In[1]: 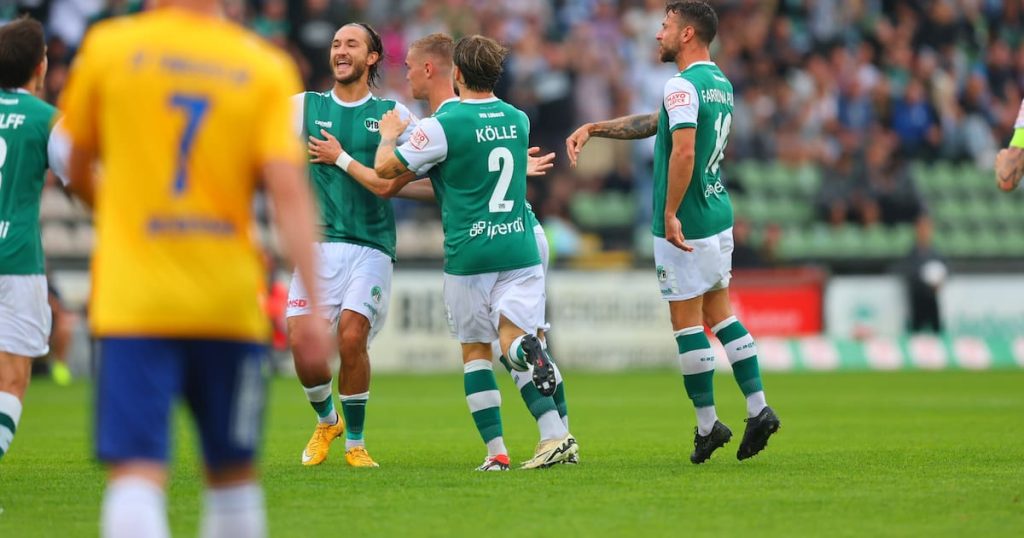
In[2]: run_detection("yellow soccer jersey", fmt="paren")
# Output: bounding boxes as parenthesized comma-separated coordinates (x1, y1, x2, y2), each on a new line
(60, 8, 304, 340)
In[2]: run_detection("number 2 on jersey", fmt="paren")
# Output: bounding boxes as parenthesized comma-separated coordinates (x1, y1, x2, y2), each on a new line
(169, 94, 210, 195)
(488, 147, 514, 213)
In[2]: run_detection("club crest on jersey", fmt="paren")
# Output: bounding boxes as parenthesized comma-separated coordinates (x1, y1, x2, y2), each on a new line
(665, 91, 691, 111)
(315, 120, 333, 129)
(370, 285, 383, 305)
(656, 265, 668, 283)
(365, 118, 380, 132)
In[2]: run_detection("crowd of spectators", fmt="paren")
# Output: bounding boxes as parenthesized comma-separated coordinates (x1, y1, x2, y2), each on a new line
(5, 0, 1021, 262)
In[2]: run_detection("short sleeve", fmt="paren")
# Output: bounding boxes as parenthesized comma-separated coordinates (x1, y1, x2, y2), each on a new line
(256, 54, 305, 166)
(664, 76, 699, 131)
(59, 31, 103, 150)
(291, 93, 306, 138)
(393, 101, 419, 145)
(394, 117, 448, 175)
(47, 119, 72, 186)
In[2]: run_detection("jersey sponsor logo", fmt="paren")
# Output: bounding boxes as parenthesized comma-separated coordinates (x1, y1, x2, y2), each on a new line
(315, 119, 333, 129)
(410, 127, 429, 150)
(703, 179, 726, 198)
(0, 114, 26, 130)
(288, 299, 308, 308)
(469, 217, 525, 239)
(665, 91, 691, 111)
(364, 118, 380, 132)
(147, 216, 235, 235)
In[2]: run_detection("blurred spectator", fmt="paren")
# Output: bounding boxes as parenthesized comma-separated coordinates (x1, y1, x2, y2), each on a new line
(11, 0, 1024, 263)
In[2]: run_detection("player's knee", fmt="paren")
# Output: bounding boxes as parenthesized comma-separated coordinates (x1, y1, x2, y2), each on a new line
(0, 356, 32, 396)
(338, 327, 369, 360)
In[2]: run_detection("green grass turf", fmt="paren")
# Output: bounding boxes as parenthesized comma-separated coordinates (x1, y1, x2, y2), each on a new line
(1, 370, 1023, 537)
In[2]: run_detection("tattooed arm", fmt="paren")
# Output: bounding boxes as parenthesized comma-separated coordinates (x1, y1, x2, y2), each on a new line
(565, 113, 658, 167)
(373, 109, 411, 179)
(996, 147, 1024, 192)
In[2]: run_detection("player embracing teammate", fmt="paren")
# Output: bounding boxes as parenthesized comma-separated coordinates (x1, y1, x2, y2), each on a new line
(374, 35, 578, 470)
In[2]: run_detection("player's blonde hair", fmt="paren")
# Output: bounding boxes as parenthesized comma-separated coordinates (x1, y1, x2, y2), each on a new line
(410, 33, 454, 66)
(452, 35, 508, 93)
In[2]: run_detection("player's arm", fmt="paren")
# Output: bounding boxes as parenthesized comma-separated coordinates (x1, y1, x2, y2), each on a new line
(390, 146, 551, 202)
(996, 125, 1024, 192)
(306, 127, 417, 197)
(374, 109, 412, 179)
(565, 113, 658, 167)
(375, 111, 449, 181)
(665, 128, 696, 252)
(59, 34, 102, 209)
(661, 76, 700, 252)
(395, 179, 437, 202)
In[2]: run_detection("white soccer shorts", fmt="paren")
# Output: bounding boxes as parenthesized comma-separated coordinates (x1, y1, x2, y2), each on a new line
(444, 264, 545, 344)
(0, 275, 52, 357)
(653, 227, 734, 301)
(286, 242, 392, 342)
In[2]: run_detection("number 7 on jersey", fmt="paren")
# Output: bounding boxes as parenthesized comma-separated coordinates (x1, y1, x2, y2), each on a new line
(168, 94, 210, 196)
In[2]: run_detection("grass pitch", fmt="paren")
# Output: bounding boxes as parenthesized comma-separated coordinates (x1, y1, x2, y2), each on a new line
(1, 369, 1022, 537)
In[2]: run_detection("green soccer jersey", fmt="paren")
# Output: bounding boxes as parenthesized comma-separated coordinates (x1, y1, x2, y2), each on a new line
(297, 91, 414, 259)
(431, 97, 541, 231)
(0, 89, 57, 275)
(651, 61, 734, 240)
(396, 98, 540, 275)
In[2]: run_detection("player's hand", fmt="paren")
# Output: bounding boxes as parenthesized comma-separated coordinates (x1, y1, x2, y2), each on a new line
(291, 315, 333, 369)
(665, 214, 693, 252)
(995, 148, 1024, 192)
(379, 109, 409, 140)
(565, 124, 593, 168)
(308, 129, 343, 164)
(526, 146, 556, 177)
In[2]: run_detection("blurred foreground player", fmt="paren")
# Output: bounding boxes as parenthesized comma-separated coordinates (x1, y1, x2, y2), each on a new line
(60, 0, 330, 536)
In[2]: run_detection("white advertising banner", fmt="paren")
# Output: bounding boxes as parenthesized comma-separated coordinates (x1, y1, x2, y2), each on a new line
(940, 274, 1024, 338)
(824, 276, 908, 338)
(369, 270, 680, 371)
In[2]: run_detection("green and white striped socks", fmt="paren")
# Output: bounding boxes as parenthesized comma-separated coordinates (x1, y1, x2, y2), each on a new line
(675, 326, 718, 435)
(0, 391, 23, 461)
(500, 355, 567, 441)
(302, 381, 338, 425)
(464, 359, 506, 456)
(340, 392, 369, 450)
(712, 316, 768, 417)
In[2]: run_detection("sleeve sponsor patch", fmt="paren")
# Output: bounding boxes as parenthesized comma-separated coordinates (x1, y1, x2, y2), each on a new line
(665, 91, 691, 111)
(410, 127, 429, 150)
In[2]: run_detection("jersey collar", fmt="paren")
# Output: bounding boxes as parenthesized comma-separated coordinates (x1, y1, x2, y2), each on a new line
(460, 97, 500, 104)
(330, 90, 373, 108)
(683, 61, 717, 72)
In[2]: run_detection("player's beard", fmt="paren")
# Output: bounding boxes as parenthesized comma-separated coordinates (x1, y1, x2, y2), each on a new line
(660, 44, 679, 64)
(335, 61, 367, 86)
